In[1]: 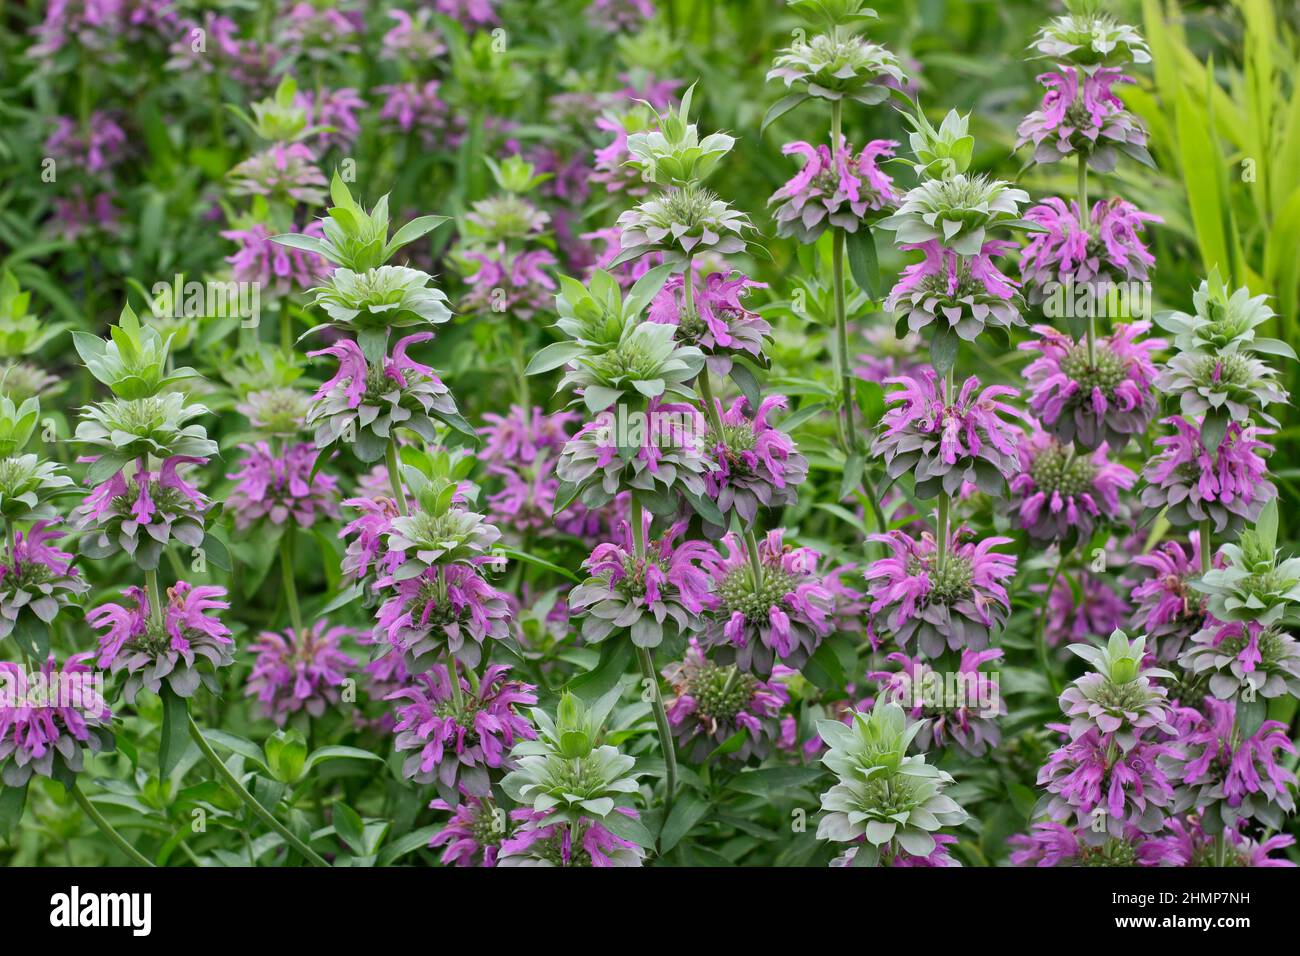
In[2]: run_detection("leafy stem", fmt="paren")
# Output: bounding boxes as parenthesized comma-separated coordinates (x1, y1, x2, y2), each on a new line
(71, 782, 155, 867)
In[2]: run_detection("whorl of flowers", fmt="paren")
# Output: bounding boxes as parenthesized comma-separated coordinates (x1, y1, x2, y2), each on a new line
(1042, 571, 1130, 649)
(1020, 321, 1162, 451)
(339, 494, 402, 597)
(376, 562, 512, 673)
(458, 245, 558, 321)
(222, 221, 334, 296)
(662, 638, 791, 763)
(646, 271, 771, 376)
(89, 582, 234, 702)
(884, 239, 1024, 341)
(1127, 532, 1215, 662)
(1160, 699, 1297, 830)
(305, 333, 462, 462)
(237, 387, 312, 436)
(72, 456, 210, 571)
(1009, 427, 1134, 546)
(1158, 349, 1287, 430)
(0, 521, 89, 641)
(865, 526, 1016, 658)
(245, 621, 359, 724)
(1060, 630, 1175, 750)
(389, 663, 537, 803)
(480, 405, 577, 466)
(556, 399, 709, 510)
(879, 174, 1030, 257)
(767, 31, 905, 105)
(568, 517, 717, 648)
(1138, 417, 1274, 533)
(1019, 197, 1161, 297)
(1016, 67, 1149, 172)
(702, 529, 835, 676)
(501, 692, 641, 824)
(226, 441, 340, 530)
(428, 793, 507, 867)
(1145, 813, 1297, 868)
(1037, 727, 1175, 839)
(702, 394, 807, 525)
(1181, 618, 1300, 701)
(309, 265, 452, 334)
(1191, 505, 1300, 628)
(228, 142, 328, 206)
(873, 369, 1023, 499)
(497, 808, 646, 867)
(1028, 13, 1151, 69)
(769, 138, 898, 242)
(816, 700, 969, 863)
(1009, 821, 1177, 867)
(0, 653, 112, 787)
(616, 186, 751, 260)
(868, 648, 1005, 757)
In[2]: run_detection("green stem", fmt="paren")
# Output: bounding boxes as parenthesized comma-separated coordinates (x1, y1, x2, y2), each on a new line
(145, 569, 164, 629)
(630, 494, 646, 558)
(637, 645, 678, 818)
(696, 367, 726, 438)
(385, 438, 409, 516)
(71, 783, 155, 867)
(1199, 517, 1213, 576)
(279, 530, 304, 636)
(1036, 550, 1068, 696)
(829, 99, 858, 452)
(1078, 153, 1096, 365)
(935, 495, 950, 567)
(187, 715, 330, 867)
(743, 528, 765, 590)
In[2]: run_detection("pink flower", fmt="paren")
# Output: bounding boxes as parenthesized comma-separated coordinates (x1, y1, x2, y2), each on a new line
(1009, 427, 1135, 544)
(246, 621, 359, 724)
(770, 138, 898, 241)
(227, 441, 340, 530)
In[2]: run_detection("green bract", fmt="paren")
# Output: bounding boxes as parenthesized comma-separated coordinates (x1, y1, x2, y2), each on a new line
(1192, 501, 1300, 628)
(309, 266, 452, 331)
(0, 394, 40, 458)
(273, 172, 451, 273)
(625, 84, 736, 188)
(902, 109, 974, 179)
(1155, 272, 1297, 361)
(75, 393, 217, 481)
(0, 454, 76, 521)
(767, 31, 904, 105)
(72, 306, 200, 401)
(615, 186, 752, 261)
(244, 76, 315, 143)
(1068, 629, 1160, 686)
(386, 466, 500, 578)
(1029, 13, 1151, 70)
(501, 691, 641, 825)
(785, 0, 878, 29)
(0, 271, 65, 359)
(816, 700, 968, 862)
(879, 174, 1032, 255)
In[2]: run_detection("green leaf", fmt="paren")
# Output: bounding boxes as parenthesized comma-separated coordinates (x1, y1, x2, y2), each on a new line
(600, 809, 658, 849)
(929, 326, 959, 377)
(303, 746, 386, 773)
(333, 804, 366, 853)
(158, 686, 191, 778)
(495, 547, 580, 583)
(659, 791, 710, 853)
(727, 766, 826, 797)
(201, 729, 269, 772)
(838, 451, 864, 503)
(761, 93, 811, 135)
(377, 824, 442, 866)
(845, 227, 880, 300)
(566, 639, 632, 701)
(1235, 692, 1268, 740)
(0, 783, 28, 842)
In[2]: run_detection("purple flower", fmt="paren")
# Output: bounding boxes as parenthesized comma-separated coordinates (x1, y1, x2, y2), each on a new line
(221, 220, 333, 295)
(701, 394, 807, 525)
(869, 648, 1005, 757)
(497, 808, 645, 867)
(884, 240, 1023, 340)
(592, 114, 649, 197)
(569, 518, 718, 647)
(1020, 197, 1161, 298)
(72, 456, 210, 569)
(1127, 532, 1214, 662)
(245, 621, 359, 725)
(662, 639, 791, 762)
(45, 112, 127, 175)
(1042, 571, 1130, 648)
(428, 793, 507, 866)
(1039, 726, 1175, 838)
(702, 529, 836, 676)
(1017, 67, 1148, 171)
(226, 441, 340, 530)
(458, 244, 557, 320)
(277, 3, 362, 59)
(832, 833, 962, 868)
(1180, 617, 1300, 701)
(1020, 321, 1163, 451)
(381, 9, 446, 61)
(1009, 427, 1134, 545)
(1146, 813, 1297, 868)
(587, 0, 656, 33)
(89, 581, 234, 702)
(1139, 417, 1275, 533)
(389, 663, 536, 800)
(647, 271, 771, 375)
(49, 190, 120, 240)
(297, 87, 366, 150)
(374, 81, 453, 145)
(581, 227, 664, 287)
(0, 653, 111, 786)
(1160, 699, 1297, 830)
(0, 521, 89, 639)
(340, 495, 402, 595)
(873, 369, 1023, 499)
(865, 526, 1016, 658)
(434, 0, 498, 28)
(769, 138, 898, 242)
(228, 142, 328, 206)
(854, 326, 924, 383)
(1009, 821, 1179, 867)
(376, 564, 512, 672)
(480, 406, 577, 468)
